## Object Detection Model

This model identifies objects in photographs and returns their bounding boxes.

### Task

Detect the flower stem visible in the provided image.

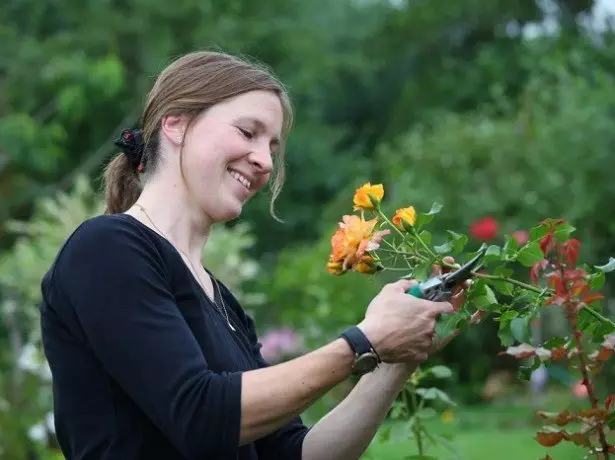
[412,228,436,259]
[568,315,610,459]
[473,273,544,293]
[582,306,615,331]
[410,389,425,458]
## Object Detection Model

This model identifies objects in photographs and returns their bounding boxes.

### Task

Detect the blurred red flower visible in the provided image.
[470,217,498,241]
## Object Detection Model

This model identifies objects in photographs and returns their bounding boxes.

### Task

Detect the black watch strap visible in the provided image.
[340,326,381,362]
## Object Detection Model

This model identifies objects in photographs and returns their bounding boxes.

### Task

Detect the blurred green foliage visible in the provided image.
[2,0,615,457]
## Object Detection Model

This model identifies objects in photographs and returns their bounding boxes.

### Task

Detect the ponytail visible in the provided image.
[102,129,145,214]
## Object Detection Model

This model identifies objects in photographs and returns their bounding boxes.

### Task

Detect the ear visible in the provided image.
[160,114,188,147]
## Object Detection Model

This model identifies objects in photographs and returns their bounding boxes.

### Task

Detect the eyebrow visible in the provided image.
[236,117,280,147]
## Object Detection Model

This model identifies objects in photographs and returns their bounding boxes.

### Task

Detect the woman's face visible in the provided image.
[164,89,284,223]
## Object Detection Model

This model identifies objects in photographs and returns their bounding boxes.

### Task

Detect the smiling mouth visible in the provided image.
[228,169,251,190]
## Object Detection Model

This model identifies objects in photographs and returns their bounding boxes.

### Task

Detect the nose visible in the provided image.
[249,144,274,174]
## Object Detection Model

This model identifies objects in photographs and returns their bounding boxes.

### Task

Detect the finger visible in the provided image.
[451,291,467,310]
[387,278,417,292]
[431,263,442,277]
[442,256,460,273]
[429,301,455,316]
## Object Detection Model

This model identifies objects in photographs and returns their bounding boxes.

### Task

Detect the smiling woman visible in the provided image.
[38,50,455,460]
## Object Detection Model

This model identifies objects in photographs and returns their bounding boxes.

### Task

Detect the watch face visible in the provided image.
[354,353,378,375]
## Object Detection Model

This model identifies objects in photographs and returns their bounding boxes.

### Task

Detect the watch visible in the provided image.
[339,326,381,376]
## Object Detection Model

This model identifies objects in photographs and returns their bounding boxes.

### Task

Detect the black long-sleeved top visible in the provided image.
[39,214,309,459]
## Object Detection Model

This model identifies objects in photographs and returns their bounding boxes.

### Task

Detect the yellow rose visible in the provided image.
[353,183,384,210]
[392,206,417,231]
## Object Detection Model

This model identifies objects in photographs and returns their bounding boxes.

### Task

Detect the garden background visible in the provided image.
[2,0,615,458]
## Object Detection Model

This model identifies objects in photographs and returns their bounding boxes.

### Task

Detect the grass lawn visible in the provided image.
[362,390,593,460]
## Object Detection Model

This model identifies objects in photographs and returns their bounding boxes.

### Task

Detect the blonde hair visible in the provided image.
[102,51,293,219]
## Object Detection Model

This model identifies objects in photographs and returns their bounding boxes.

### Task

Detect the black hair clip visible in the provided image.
[114,128,145,172]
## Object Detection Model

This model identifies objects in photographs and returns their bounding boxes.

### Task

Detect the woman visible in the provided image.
[40,51,461,460]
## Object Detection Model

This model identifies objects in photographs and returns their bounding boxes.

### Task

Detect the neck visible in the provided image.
[128,176,213,264]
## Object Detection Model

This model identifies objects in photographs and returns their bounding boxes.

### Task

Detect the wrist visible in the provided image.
[339,325,382,376]
[356,320,383,357]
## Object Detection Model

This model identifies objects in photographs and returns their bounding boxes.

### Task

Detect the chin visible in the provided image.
[210,201,245,223]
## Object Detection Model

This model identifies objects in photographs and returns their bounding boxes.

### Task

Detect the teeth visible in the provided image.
[229,170,251,189]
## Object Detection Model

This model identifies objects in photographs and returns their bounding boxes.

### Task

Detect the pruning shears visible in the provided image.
[406,247,487,302]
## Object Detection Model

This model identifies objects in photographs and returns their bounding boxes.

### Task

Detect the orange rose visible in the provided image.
[328,215,389,274]
[392,206,417,231]
[356,255,381,274]
[353,183,384,210]
[326,260,345,275]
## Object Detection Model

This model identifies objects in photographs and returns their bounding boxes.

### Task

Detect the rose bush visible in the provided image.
[326,182,615,459]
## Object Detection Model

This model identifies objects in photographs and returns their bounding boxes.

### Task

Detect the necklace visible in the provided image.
[132,203,236,332]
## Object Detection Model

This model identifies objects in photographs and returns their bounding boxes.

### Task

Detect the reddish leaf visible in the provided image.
[550,347,567,360]
[582,293,604,304]
[605,394,615,410]
[565,432,591,447]
[590,346,614,362]
[536,409,572,426]
[563,268,586,281]
[577,408,609,421]
[561,238,582,266]
[546,272,565,295]
[502,344,552,360]
[540,233,556,255]
[530,259,549,284]
[535,430,565,447]
[570,279,589,297]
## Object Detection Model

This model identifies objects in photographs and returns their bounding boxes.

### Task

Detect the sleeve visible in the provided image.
[219,284,310,460]
[53,217,242,460]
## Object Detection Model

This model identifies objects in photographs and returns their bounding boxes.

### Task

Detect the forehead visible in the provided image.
[208,90,284,135]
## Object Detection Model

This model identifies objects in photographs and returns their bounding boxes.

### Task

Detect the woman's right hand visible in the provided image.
[357,279,454,363]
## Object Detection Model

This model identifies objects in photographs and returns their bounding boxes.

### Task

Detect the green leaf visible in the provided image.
[435,310,469,339]
[404,456,439,460]
[595,257,615,273]
[553,222,576,242]
[483,245,502,265]
[510,316,531,343]
[415,407,437,419]
[446,230,468,254]
[468,280,499,311]
[530,224,549,242]
[419,230,432,246]
[577,305,615,342]
[488,266,515,295]
[428,365,453,379]
[389,419,413,442]
[415,387,456,406]
[542,337,568,349]
[501,237,520,262]
[415,202,443,228]
[411,260,431,282]
[434,241,453,254]
[497,310,519,346]
[517,241,544,267]
[589,270,606,290]
[518,366,533,381]
[607,411,615,430]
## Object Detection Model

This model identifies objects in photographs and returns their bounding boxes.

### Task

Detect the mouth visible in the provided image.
[228,169,252,191]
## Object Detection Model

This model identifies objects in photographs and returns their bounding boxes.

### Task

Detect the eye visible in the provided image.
[237,127,254,140]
